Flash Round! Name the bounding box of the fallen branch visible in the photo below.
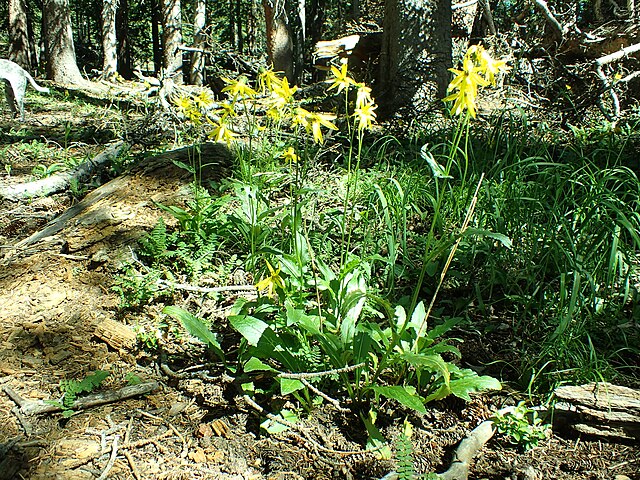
[3,381,159,416]
[533,0,565,42]
[0,141,127,202]
[594,41,640,121]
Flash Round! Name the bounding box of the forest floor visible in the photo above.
[0,89,639,480]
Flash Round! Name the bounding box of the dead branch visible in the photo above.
[3,381,159,416]
[533,0,565,41]
[594,41,640,121]
[0,141,127,202]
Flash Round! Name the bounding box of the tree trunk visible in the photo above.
[161,0,183,83]
[42,0,86,85]
[263,0,293,81]
[151,0,162,75]
[117,0,133,79]
[8,0,32,69]
[101,0,118,80]
[377,0,452,116]
[190,0,206,85]
[307,0,326,82]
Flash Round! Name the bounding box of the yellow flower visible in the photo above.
[175,96,193,114]
[255,260,285,297]
[216,102,237,119]
[194,90,215,109]
[209,120,236,145]
[355,84,373,109]
[309,112,338,144]
[327,63,355,94]
[444,57,489,118]
[258,68,283,93]
[282,146,299,163]
[292,107,312,129]
[477,48,508,85]
[353,103,377,130]
[222,76,258,100]
[272,77,298,104]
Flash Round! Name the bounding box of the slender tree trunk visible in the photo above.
[378,0,452,116]
[161,0,183,83]
[101,0,118,80]
[8,0,32,69]
[236,0,244,53]
[263,0,293,81]
[190,0,206,85]
[116,0,133,78]
[151,0,162,74]
[43,0,86,85]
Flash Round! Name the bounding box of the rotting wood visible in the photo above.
[3,381,159,416]
[553,382,640,440]
[94,318,138,351]
[0,141,127,202]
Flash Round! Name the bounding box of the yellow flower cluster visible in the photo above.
[443,45,509,118]
[326,63,378,131]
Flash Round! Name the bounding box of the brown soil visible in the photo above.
[1,91,638,480]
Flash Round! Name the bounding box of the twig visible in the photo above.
[277,362,366,380]
[97,435,119,480]
[298,377,349,412]
[3,381,159,416]
[242,395,379,456]
[533,0,565,41]
[156,278,257,294]
[594,42,640,121]
[124,450,141,480]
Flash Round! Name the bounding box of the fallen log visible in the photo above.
[553,382,640,440]
[0,141,127,202]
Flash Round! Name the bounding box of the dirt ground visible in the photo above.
[1,97,639,480]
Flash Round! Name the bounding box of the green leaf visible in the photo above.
[244,357,277,373]
[362,411,392,460]
[369,385,427,414]
[229,314,269,347]
[449,372,502,401]
[280,378,305,395]
[260,409,298,434]
[396,352,450,387]
[421,146,453,179]
[163,306,224,360]
[463,228,512,249]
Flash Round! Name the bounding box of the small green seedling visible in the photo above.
[46,370,110,418]
[493,401,550,451]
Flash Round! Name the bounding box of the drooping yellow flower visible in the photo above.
[209,120,236,145]
[175,96,202,123]
[292,107,312,129]
[222,76,258,100]
[355,84,373,109]
[193,90,215,109]
[282,146,299,164]
[477,48,509,85]
[353,102,377,130]
[175,96,193,114]
[216,102,237,119]
[272,77,298,104]
[444,57,489,118]
[255,260,285,297]
[258,68,283,94]
[327,63,355,94]
[309,112,338,144]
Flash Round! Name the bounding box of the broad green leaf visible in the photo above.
[463,228,512,249]
[261,409,298,434]
[425,383,452,403]
[396,352,450,387]
[369,385,427,414]
[229,314,268,346]
[408,301,426,333]
[280,378,305,395]
[449,372,502,401]
[244,357,277,373]
[362,411,392,460]
[421,146,453,179]
[163,306,224,360]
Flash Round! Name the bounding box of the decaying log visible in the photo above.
[3,381,159,416]
[0,141,127,202]
[553,382,640,440]
[94,318,138,351]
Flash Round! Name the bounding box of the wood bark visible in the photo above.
[161,0,184,83]
[101,0,118,81]
[190,0,206,85]
[42,0,86,85]
[377,0,452,116]
[116,0,133,79]
[8,0,32,69]
[263,0,294,81]
[0,142,127,202]
[151,0,162,75]
[554,382,640,440]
